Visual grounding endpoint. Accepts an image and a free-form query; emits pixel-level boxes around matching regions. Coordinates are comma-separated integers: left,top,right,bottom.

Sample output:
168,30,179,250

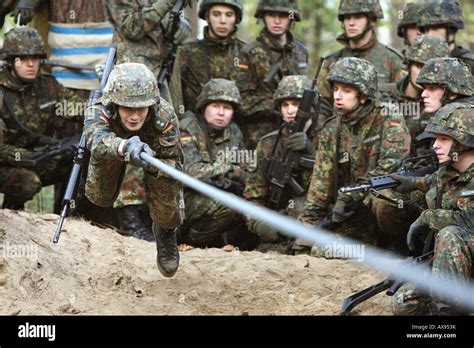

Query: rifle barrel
339,185,371,193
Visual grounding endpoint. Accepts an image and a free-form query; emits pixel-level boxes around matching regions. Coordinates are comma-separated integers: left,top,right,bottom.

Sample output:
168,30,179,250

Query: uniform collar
336,32,377,55
203,26,238,48
258,28,295,53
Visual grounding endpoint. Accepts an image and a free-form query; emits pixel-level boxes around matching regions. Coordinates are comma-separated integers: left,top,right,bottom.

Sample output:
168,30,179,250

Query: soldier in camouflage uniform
397,2,422,49
390,103,474,315
297,58,411,256
239,0,308,150
176,0,253,115
317,0,404,118
418,0,474,74
0,27,83,210
84,63,184,277
178,78,249,247
107,0,191,241
243,75,317,253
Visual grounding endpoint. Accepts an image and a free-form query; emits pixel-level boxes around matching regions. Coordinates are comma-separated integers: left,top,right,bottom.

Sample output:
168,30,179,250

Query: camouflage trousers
369,189,426,254
392,226,474,315
85,156,183,229
178,190,236,247
0,155,71,209
113,165,146,208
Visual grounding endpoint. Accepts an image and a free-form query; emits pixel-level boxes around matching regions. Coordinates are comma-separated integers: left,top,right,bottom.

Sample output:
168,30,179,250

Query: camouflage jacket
179,113,245,181
379,76,430,155
177,27,252,113
0,68,82,164
242,29,309,117
299,102,411,224
317,33,404,117
84,97,182,173
243,123,317,207
414,164,474,233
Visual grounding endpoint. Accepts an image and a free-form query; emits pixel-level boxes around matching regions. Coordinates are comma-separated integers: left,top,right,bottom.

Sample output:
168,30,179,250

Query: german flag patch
99,115,110,124
387,121,401,127
238,64,249,69
180,135,192,143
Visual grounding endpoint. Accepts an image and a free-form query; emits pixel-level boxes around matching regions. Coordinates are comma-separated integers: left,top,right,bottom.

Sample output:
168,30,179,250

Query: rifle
203,177,245,196
339,152,438,194
263,62,283,87
53,45,117,243
264,81,320,210
157,0,192,91
340,231,434,315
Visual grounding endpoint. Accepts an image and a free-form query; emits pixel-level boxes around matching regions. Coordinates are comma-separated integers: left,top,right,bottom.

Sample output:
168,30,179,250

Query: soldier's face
118,106,149,132
12,56,40,81
433,134,454,164
204,102,234,129
280,99,300,122
405,26,422,46
421,85,445,113
207,5,237,38
424,26,448,40
343,14,369,38
333,82,365,113
263,12,291,37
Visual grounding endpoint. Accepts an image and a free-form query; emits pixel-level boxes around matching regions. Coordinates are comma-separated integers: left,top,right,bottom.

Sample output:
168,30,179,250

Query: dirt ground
0,209,393,315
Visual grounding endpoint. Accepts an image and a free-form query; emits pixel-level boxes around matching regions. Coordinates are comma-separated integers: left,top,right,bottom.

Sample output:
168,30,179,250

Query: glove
253,220,281,243
121,136,157,173
331,192,354,223
407,220,430,253
390,174,418,194
285,132,310,152
13,0,37,25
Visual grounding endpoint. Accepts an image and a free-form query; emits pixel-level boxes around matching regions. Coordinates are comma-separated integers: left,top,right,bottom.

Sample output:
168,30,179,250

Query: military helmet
397,3,421,37
255,0,301,22
327,57,378,98
338,0,384,21
1,27,47,59
102,63,160,108
405,35,449,65
416,58,473,96
273,75,312,108
196,78,243,113
418,0,464,30
199,0,243,23
425,103,474,148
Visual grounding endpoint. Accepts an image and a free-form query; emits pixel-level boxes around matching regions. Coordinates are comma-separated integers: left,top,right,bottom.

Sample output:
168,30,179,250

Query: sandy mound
0,209,392,315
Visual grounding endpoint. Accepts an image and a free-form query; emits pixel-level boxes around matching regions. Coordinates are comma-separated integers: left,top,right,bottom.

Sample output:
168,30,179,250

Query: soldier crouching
84,62,184,277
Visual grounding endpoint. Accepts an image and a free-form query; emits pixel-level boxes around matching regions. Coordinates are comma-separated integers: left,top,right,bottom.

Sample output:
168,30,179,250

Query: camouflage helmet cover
327,57,378,98
1,27,47,59
199,0,243,23
416,58,473,96
255,0,301,22
338,0,384,21
273,75,312,108
102,63,160,108
405,35,449,65
425,103,474,148
397,3,421,37
196,78,243,113
418,0,464,30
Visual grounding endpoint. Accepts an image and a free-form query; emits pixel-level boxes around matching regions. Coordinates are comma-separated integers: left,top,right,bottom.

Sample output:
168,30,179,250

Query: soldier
0,27,82,210
397,2,422,49
177,0,252,115
107,0,191,241
379,35,450,153
240,0,308,149
389,103,474,315
84,63,184,277
178,78,249,247
243,75,317,253
297,57,411,256
418,0,474,73
317,0,404,118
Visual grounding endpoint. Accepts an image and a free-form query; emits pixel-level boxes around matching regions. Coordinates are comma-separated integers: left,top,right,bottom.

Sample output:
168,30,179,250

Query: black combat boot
152,223,179,277
118,205,154,242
